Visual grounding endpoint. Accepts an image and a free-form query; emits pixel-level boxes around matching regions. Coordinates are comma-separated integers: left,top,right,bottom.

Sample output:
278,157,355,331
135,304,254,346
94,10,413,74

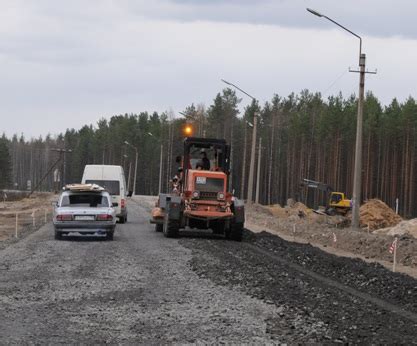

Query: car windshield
85,180,120,195
61,193,109,207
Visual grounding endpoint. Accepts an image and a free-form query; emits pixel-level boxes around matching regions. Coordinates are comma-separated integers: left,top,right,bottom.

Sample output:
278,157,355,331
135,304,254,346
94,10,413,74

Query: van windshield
85,180,120,195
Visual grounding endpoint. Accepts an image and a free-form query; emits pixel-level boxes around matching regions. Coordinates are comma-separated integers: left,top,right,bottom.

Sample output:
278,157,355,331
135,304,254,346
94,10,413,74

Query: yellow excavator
300,178,351,215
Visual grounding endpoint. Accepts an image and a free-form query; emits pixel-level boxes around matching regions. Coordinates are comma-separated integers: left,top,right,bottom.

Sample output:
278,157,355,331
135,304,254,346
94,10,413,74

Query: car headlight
217,192,225,200
192,191,200,199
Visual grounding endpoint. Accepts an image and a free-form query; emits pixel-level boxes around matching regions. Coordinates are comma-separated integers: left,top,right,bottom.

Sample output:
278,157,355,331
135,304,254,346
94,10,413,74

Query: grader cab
150,137,244,240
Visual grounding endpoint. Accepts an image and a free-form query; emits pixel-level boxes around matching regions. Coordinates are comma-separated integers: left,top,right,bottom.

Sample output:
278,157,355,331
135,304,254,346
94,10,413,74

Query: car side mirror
51,201,58,207
112,202,119,207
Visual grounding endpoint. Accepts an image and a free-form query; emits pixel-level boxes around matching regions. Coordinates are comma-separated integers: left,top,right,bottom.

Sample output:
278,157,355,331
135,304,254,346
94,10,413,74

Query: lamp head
307,8,324,17
183,124,193,137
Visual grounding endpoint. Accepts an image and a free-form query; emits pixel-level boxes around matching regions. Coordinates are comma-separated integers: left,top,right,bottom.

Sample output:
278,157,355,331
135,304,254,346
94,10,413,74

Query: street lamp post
147,132,163,195
255,137,262,204
240,120,253,199
124,141,138,196
306,8,376,229
221,79,258,204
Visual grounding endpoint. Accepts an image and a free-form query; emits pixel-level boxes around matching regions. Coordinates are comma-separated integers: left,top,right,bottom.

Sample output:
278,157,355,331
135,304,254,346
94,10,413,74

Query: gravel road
0,199,279,343
1,197,416,343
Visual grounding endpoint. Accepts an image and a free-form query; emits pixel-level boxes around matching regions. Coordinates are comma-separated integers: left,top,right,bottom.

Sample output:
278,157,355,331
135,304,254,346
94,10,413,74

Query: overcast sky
1,0,416,138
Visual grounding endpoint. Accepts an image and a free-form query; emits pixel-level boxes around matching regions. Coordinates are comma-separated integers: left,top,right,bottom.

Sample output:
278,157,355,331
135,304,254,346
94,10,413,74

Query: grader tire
229,222,243,241
163,217,179,238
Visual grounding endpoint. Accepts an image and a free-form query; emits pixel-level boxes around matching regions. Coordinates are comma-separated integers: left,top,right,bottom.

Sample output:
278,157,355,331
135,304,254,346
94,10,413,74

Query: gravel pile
182,230,417,343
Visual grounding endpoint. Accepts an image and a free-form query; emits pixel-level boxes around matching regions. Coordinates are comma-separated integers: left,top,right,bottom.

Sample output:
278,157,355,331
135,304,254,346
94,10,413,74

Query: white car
53,184,117,240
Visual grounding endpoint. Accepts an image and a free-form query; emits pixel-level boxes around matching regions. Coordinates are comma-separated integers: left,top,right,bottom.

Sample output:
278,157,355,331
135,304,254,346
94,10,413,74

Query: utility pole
268,114,275,205
127,161,132,193
351,54,365,228
50,148,72,188
255,137,262,204
124,141,138,196
247,113,257,204
306,8,376,229
229,120,234,192
349,55,376,227
159,144,163,194
147,132,164,195
221,79,258,204
240,123,248,199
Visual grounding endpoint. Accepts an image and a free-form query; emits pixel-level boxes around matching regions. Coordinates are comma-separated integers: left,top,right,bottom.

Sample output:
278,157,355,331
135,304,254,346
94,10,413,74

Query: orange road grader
150,137,245,241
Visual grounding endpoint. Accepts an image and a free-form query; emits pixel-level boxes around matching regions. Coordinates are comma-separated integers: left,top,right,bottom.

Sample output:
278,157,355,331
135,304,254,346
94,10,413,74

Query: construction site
2,1,417,343
1,192,415,272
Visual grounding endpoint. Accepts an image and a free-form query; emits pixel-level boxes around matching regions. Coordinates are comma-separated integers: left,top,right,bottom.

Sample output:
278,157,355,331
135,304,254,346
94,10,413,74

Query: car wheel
155,223,163,232
119,216,125,224
106,231,114,241
54,229,62,240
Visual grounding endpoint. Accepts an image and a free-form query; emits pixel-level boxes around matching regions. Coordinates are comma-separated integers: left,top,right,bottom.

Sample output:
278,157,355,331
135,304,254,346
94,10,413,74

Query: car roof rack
63,183,105,192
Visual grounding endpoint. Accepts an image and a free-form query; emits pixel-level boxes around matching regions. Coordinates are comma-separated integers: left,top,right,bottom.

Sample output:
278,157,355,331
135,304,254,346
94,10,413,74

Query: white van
81,165,128,223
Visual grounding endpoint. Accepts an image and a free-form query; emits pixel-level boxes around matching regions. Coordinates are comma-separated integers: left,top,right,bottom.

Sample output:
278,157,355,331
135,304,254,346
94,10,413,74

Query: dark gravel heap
181,230,417,343
251,231,417,313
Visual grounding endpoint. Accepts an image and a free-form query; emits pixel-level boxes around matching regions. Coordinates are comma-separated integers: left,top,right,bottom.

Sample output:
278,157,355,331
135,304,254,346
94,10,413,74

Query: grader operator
150,137,244,240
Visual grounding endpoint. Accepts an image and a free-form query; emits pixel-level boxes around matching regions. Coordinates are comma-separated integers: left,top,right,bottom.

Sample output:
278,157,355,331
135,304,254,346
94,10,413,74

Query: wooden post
393,238,398,273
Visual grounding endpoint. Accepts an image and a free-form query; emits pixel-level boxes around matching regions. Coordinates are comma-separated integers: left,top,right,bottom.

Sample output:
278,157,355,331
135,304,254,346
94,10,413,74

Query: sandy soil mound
266,202,348,226
359,199,402,230
246,202,417,269
375,218,417,238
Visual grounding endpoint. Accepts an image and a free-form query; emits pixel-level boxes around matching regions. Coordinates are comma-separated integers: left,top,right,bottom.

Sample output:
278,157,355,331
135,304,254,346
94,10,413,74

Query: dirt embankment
245,199,417,270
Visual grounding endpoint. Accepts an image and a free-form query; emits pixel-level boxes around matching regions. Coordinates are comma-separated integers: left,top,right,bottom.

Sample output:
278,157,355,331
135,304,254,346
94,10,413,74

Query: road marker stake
389,237,398,272
15,213,18,238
